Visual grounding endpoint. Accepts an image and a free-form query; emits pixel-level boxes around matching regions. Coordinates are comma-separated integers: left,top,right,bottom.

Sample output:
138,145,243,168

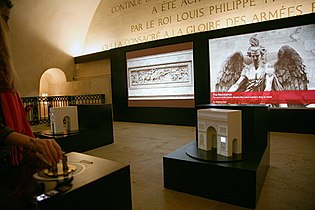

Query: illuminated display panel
209,24,315,108
126,42,194,108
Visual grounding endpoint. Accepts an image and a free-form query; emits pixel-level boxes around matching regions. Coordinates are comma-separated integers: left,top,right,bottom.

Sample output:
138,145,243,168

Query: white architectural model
50,106,79,134
197,108,242,157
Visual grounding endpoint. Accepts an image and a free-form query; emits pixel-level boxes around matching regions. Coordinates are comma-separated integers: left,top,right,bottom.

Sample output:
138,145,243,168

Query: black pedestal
35,104,114,152
35,152,132,210
163,105,270,209
164,140,269,208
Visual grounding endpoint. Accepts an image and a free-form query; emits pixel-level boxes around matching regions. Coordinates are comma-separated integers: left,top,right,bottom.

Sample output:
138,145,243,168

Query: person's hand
32,138,63,165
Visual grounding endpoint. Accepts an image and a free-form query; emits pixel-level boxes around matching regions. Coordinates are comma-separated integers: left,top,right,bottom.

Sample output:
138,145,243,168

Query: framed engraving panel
126,42,194,108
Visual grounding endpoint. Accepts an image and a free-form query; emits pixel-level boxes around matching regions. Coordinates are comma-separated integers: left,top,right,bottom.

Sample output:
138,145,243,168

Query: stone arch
206,126,217,149
39,68,67,96
63,116,71,132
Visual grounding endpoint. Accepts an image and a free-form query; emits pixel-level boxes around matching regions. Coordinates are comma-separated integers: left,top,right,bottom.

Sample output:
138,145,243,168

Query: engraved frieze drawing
127,49,194,100
130,62,191,86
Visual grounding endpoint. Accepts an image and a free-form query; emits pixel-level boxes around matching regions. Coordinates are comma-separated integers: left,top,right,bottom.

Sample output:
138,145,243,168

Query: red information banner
211,90,315,105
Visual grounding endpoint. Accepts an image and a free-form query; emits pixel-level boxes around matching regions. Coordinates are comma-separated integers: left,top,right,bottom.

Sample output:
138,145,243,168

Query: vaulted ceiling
8,0,102,95
10,0,101,57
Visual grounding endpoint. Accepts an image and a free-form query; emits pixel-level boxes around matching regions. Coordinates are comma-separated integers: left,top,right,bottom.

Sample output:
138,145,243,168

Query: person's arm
4,132,63,164
1,104,62,164
0,122,14,142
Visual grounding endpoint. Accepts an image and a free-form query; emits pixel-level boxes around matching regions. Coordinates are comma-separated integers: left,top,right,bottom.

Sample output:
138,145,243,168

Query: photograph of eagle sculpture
214,35,309,107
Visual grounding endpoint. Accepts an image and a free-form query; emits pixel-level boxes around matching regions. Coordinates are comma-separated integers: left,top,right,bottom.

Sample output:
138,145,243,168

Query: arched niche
39,68,67,96
206,126,217,149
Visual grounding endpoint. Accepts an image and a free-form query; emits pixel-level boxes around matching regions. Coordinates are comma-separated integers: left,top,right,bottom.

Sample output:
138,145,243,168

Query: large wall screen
209,24,315,108
126,42,194,108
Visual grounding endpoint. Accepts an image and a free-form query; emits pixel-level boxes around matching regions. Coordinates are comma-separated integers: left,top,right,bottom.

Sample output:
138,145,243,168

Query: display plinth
185,141,243,162
163,105,270,209
35,152,132,210
35,104,114,152
164,140,269,208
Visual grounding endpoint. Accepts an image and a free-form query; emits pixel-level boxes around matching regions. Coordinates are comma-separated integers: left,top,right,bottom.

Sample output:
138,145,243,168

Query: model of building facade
50,106,79,134
197,108,242,157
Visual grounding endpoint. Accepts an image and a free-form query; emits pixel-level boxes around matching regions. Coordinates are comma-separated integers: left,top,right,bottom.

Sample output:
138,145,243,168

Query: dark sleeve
0,106,14,145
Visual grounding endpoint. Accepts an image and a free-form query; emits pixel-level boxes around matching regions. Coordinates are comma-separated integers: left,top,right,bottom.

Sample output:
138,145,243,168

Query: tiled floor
84,121,315,210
